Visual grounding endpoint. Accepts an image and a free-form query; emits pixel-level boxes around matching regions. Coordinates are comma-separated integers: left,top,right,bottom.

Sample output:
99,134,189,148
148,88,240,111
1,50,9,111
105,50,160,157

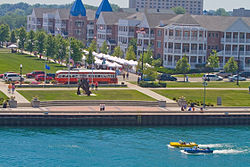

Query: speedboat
184,147,213,154
170,140,198,148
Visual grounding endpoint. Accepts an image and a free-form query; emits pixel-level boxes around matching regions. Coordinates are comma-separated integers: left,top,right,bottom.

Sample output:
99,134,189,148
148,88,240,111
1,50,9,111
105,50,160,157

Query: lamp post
20,64,22,85
203,81,207,109
68,38,71,86
136,28,146,81
237,46,241,86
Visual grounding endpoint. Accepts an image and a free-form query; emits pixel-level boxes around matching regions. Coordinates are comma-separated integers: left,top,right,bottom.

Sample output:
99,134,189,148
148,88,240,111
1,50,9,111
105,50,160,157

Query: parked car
217,71,232,78
1,72,16,79
158,73,177,81
5,73,24,82
26,71,45,78
202,74,223,81
239,72,250,78
228,75,246,82
35,74,53,81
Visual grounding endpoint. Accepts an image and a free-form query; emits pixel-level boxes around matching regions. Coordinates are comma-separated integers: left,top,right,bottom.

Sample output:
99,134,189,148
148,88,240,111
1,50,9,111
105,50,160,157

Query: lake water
0,126,249,167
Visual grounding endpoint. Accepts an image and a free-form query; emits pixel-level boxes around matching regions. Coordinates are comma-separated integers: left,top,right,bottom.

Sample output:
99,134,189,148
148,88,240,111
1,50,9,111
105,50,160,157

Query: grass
0,48,66,74
129,81,250,88
153,89,250,106
173,73,205,78
18,90,155,101
0,91,7,99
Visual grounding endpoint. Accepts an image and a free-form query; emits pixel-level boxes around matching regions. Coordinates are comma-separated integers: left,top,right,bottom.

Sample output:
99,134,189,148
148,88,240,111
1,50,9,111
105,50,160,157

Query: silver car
228,75,246,82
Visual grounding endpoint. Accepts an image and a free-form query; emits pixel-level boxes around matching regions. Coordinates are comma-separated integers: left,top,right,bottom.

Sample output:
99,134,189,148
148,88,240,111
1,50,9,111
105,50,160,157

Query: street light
20,64,22,85
237,46,241,86
136,28,146,81
203,81,207,109
68,38,71,86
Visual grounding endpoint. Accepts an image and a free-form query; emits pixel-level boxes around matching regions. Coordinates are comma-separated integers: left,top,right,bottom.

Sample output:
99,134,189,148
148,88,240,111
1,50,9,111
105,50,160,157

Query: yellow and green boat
170,140,198,148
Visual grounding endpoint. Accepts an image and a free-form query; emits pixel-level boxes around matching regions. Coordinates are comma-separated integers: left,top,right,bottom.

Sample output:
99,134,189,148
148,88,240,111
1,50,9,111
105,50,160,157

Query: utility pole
203,81,207,109
237,45,240,86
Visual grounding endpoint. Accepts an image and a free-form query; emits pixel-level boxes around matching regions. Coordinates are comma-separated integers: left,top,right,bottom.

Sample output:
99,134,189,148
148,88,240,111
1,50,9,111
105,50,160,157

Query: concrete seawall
0,113,249,126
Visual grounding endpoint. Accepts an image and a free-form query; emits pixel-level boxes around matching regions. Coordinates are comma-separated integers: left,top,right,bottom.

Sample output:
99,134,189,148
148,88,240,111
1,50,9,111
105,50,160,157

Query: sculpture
77,79,92,96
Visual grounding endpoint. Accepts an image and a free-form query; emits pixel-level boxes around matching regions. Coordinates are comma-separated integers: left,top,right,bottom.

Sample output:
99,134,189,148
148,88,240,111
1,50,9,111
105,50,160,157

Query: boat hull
170,142,198,148
184,148,213,154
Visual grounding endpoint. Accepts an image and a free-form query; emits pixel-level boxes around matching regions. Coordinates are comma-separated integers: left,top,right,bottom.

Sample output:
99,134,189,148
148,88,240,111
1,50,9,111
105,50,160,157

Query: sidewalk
0,82,29,104
126,82,176,103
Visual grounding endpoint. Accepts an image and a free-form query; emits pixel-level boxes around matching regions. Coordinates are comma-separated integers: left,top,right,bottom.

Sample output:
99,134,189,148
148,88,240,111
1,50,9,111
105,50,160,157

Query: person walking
8,83,12,93
95,82,98,91
11,83,15,94
126,73,129,79
186,75,189,82
123,73,125,80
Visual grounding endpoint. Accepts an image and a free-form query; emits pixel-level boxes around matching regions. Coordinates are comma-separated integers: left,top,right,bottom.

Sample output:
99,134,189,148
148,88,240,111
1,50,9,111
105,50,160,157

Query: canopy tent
8,44,17,48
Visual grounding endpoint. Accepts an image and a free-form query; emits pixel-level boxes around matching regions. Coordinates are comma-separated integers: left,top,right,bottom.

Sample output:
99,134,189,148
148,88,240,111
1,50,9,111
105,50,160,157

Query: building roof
100,12,131,25
57,8,70,19
122,8,175,14
144,13,176,27
96,0,113,19
70,0,86,16
33,8,57,18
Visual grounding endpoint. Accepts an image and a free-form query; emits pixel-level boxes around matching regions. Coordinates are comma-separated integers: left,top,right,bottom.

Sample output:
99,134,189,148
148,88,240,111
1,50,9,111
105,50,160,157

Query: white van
5,73,24,82
202,74,223,81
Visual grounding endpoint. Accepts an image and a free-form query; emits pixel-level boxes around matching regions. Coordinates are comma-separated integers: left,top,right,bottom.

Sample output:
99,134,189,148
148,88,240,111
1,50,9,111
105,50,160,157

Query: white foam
213,149,246,154
199,144,224,148
180,150,211,155
167,144,175,149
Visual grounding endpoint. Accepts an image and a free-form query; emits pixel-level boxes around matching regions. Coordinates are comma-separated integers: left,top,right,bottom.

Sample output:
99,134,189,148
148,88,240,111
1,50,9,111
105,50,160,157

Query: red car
26,71,45,78
35,74,53,81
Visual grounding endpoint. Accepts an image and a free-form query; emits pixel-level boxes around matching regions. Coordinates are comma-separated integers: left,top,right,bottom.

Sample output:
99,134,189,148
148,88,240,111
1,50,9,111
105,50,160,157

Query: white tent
8,44,17,48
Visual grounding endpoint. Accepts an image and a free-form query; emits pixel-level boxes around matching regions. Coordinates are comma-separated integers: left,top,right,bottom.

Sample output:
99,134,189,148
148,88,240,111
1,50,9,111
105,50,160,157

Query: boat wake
199,144,226,148
213,149,247,154
167,144,175,149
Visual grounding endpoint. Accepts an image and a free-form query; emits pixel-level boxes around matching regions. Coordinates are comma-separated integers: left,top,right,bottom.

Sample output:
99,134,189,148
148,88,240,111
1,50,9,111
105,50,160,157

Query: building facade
129,0,203,15
233,8,250,17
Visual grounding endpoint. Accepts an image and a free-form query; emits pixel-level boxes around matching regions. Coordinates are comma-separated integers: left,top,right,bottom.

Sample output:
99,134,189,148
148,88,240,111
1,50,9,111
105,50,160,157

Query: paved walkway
0,82,29,103
152,88,249,90
126,82,176,103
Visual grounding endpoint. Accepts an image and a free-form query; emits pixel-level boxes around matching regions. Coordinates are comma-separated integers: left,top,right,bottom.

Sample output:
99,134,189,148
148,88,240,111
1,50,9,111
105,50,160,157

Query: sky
0,0,250,11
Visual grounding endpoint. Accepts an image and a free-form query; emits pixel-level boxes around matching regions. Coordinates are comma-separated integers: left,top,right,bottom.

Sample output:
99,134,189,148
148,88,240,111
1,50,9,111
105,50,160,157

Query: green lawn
0,91,7,98
0,49,66,74
173,73,205,78
165,81,250,88
153,89,250,106
129,81,250,88
18,90,155,101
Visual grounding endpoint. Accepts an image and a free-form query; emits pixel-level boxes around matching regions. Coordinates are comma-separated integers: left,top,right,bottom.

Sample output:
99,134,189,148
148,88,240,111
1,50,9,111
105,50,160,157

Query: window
157,41,161,48
157,30,162,36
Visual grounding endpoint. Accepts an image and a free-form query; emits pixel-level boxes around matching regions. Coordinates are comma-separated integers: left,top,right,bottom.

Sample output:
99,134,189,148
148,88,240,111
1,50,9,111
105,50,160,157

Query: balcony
87,24,94,29
138,33,155,39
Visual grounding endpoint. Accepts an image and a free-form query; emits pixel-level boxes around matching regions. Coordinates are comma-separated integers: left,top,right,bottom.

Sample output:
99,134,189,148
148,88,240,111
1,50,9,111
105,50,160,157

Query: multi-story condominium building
233,8,250,17
129,0,204,15
27,0,111,44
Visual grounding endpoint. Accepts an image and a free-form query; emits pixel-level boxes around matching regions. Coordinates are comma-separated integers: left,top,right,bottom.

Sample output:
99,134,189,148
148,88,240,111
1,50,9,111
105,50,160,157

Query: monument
77,79,92,96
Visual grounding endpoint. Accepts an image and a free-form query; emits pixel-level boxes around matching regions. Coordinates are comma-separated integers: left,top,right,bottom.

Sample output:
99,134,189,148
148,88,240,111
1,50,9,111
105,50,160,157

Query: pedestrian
95,82,98,91
123,73,125,80
8,83,12,93
11,83,15,94
126,72,129,79
137,77,140,84
186,75,189,82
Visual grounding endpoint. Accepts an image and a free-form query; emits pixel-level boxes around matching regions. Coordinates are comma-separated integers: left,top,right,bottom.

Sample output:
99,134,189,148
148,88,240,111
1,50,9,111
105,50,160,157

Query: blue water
0,126,249,167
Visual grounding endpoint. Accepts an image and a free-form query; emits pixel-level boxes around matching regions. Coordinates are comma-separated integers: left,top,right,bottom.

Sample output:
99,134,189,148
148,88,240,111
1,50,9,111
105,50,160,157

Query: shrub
139,81,167,88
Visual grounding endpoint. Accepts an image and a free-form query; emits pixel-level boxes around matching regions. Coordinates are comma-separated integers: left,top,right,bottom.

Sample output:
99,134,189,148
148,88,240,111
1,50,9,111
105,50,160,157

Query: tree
126,46,136,61
70,38,82,63
152,58,162,67
175,55,191,81
171,6,186,14
10,30,16,43
100,41,108,54
89,40,97,52
86,48,95,67
26,30,35,53
112,46,123,58
215,8,229,16
55,35,68,63
128,38,137,54
0,24,10,46
45,34,57,60
206,50,219,72
17,26,26,52
224,57,238,74
35,31,46,56
143,46,153,65
143,66,158,81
